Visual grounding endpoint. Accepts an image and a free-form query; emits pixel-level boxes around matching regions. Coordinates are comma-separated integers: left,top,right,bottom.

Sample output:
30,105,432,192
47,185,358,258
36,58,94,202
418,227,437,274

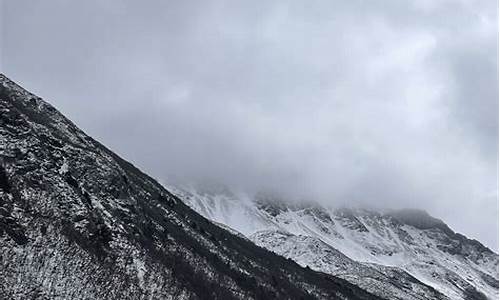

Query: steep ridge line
0,74,383,300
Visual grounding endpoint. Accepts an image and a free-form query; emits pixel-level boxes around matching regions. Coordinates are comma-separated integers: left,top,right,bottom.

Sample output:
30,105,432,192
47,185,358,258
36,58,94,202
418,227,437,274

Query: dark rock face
0,74,382,300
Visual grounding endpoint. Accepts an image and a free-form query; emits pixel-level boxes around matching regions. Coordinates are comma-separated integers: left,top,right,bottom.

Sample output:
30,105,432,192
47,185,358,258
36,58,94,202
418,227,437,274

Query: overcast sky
1,0,498,249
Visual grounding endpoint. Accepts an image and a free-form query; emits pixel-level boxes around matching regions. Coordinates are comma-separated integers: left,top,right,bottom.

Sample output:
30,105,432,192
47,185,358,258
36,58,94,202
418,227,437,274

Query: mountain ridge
0,74,383,299
169,184,499,300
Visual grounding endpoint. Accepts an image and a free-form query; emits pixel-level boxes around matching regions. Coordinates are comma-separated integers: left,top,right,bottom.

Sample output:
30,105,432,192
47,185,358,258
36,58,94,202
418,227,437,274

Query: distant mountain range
169,184,498,300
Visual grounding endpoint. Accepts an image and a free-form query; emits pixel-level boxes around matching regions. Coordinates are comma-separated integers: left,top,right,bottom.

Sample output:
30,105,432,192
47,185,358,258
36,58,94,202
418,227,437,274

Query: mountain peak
387,209,450,231
174,185,499,300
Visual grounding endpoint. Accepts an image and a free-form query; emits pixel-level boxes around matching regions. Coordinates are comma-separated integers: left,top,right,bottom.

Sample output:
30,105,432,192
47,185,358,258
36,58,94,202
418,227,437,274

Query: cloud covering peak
2,0,498,249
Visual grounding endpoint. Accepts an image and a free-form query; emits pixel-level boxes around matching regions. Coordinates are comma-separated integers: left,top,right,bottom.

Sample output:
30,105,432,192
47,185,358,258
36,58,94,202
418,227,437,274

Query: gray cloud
1,0,498,249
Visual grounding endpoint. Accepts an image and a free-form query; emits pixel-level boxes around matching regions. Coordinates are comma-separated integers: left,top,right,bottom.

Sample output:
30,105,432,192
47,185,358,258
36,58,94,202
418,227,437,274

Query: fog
1,0,498,249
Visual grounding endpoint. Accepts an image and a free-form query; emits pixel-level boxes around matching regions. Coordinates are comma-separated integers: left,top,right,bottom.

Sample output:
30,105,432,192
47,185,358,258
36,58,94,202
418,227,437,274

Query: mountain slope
250,229,447,300
0,74,382,300
170,185,499,300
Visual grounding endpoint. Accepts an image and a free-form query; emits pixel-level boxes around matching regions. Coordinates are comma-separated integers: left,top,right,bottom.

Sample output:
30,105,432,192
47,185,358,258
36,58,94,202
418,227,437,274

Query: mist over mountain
2,0,497,250
1,1,498,299
0,74,393,299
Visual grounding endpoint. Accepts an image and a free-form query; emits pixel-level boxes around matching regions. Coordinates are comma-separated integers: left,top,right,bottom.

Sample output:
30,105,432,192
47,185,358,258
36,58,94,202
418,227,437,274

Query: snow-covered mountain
2,73,496,300
0,74,383,299
170,185,499,300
